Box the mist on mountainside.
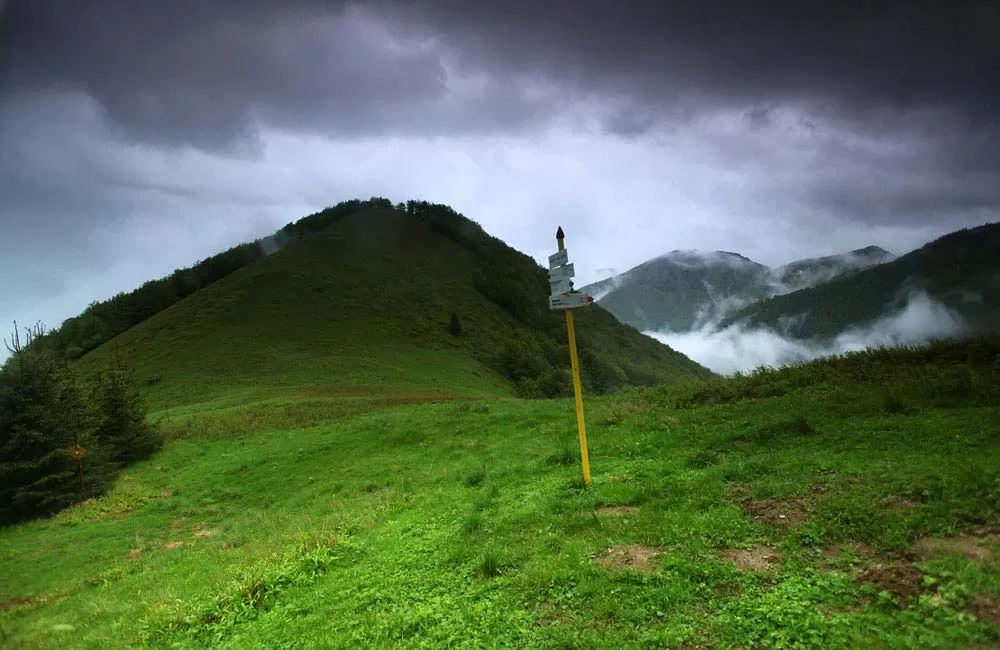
[647,290,967,375]
[583,246,895,333]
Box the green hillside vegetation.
[2,336,999,648]
[720,222,1000,340]
[34,198,398,361]
[72,205,709,412]
[581,252,773,332]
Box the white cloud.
[647,291,967,375]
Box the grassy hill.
[2,336,998,648]
[73,206,710,412]
[580,251,775,332]
[719,222,1000,340]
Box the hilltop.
[64,202,710,411]
[720,222,1000,341]
[580,250,774,332]
[775,246,895,292]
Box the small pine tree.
[93,355,163,468]
[448,312,462,337]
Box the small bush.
[463,468,486,487]
[545,446,578,466]
[462,513,483,534]
[448,312,462,337]
[685,450,720,469]
[882,394,910,415]
[478,552,503,579]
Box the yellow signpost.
[549,227,594,487]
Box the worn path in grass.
[2,357,1000,648]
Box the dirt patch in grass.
[194,529,218,539]
[728,484,810,527]
[163,541,187,550]
[722,545,780,572]
[821,542,875,562]
[535,602,572,627]
[735,494,809,527]
[0,597,33,612]
[914,532,1000,563]
[594,506,639,517]
[968,593,1000,628]
[594,544,660,572]
[881,495,919,510]
[856,563,926,608]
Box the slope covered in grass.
[76,207,709,411]
[2,337,999,648]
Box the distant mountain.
[776,246,896,292]
[580,250,774,332]
[719,222,1000,340]
[580,246,898,333]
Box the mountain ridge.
[579,244,895,333]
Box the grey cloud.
[0,0,556,150]
[382,1,1000,123]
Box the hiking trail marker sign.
[549,227,593,487]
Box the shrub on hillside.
[92,361,164,467]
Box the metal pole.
[557,227,592,487]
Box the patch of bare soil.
[914,532,1000,563]
[163,541,186,550]
[968,593,1000,628]
[881,495,919,510]
[194,529,218,539]
[0,597,33,612]
[594,506,639,517]
[740,496,809,527]
[594,544,660,572]
[127,549,141,562]
[535,602,571,627]
[856,563,926,608]
[723,545,781,572]
[820,542,875,563]
[729,483,810,527]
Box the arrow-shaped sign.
[548,262,575,281]
[548,249,569,269]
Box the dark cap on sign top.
[556,226,564,240]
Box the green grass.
[3,341,1000,648]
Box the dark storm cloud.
[0,0,557,150]
[1,0,999,229]
[5,0,998,145]
[382,0,1000,123]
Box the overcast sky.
[1,0,998,338]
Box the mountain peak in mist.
[581,243,900,333]
[776,245,896,292]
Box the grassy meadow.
[2,338,999,648]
